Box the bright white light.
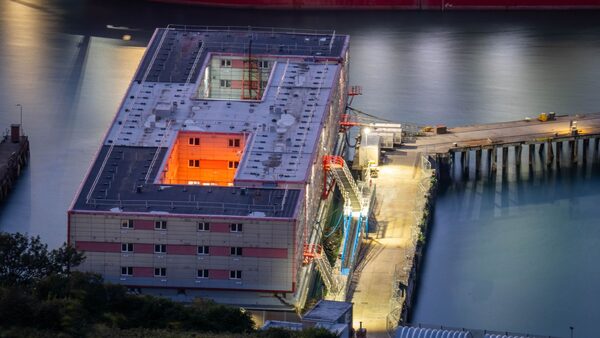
[363,127,371,134]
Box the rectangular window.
[228,138,241,147]
[121,219,134,229]
[121,243,134,252]
[121,267,133,276]
[154,267,166,277]
[197,269,209,279]
[198,222,210,231]
[230,223,243,232]
[197,246,209,255]
[220,79,232,88]
[259,60,269,68]
[188,137,200,146]
[188,159,200,168]
[230,247,243,256]
[154,244,166,253]
[220,59,232,67]
[154,220,167,230]
[229,270,242,279]
[228,161,239,169]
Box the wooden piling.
[556,141,562,164]
[583,139,589,163]
[515,145,522,167]
[546,141,554,167]
[502,147,508,170]
[475,149,482,173]
[528,144,535,166]
[491,147,498,173]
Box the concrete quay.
[348,151,434,337]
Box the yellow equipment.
[538,113,548,122]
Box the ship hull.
[151,0,600,10]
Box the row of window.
[218,79,269,89]
[121,267,242,279]
[187,160,239,168]
[121,244,244,256]
[121,221,243,232]
[186,137,242,148]
[219,59,269,68]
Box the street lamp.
[570,326,574,338]
[16,104,22,129]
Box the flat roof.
[72,146,300,218]
[302,300,352,323]
[73,27,349,216]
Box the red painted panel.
[210,246,230,256]
[134,243,154,254]
[133,220,154,230]
[231,80,243,89]
[210,269,230,280]
[231,59,245,68]
[167,244,196,255]
[133,267,154,278]
[211,223,230,233]
[244,247,288,259]
[76,241,120,253]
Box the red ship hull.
[152,0,600,10]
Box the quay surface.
[349,152,433,337]
[0,127,29,202]
[413,112,600,154]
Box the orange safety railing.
[303,243,323,264]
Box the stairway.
[324,155,362,212]
[314,254,339,295]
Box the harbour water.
[1,1,599,336]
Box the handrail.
[165,25,336,36]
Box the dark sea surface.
[1,1,599,336]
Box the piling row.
[437,136,599,178]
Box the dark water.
[1,1,599,336]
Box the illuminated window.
[121,220,134,229]
[188,159,200,168]
[121,267,133,276]
[154,220,167,230]
[228,139,240,147]
[154,267,166,277]
[228,161,239,169]
[197,246,209,255]
[229,270,242,279]
[188,181,201,185]
[220,59,231,67]
[230,247,243,256]
[188,137,200,146]
[121,243,134,253]
[197,269,209,279]
[230,223,243,232]
[154,244,166,254]
[198,222,210,231]
[220,79,231,88]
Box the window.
[154,244,166,254]
[121,219,134,229]
[230,223,243,232]
[230,247,243,256]
[220,59,231,67]
[220,79,231,88]
[197,246,209,255]
[121,243,134,252]
[228,138,241,147]
[229,270,242,279]
[188,137,200,146]
[228,161,239,169]
[154,267,166,277]
[198,222,210,231]
[188,159,200,168]
[197,269,209,279]
[261,80,268,89]
[188,181,201,185]
[258,60,269,68]
[121,267,133,276]
[154,220,167,230]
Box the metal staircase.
[323,155,362,212]
[314,253,340,294]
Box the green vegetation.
[0,232,337,338]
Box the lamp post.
[570,326,574,338]
[16,104,22,129]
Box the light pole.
[570,326,574,338]
[16,104,22,129]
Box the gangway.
[323,155,362,212]
[303,244,340,294]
